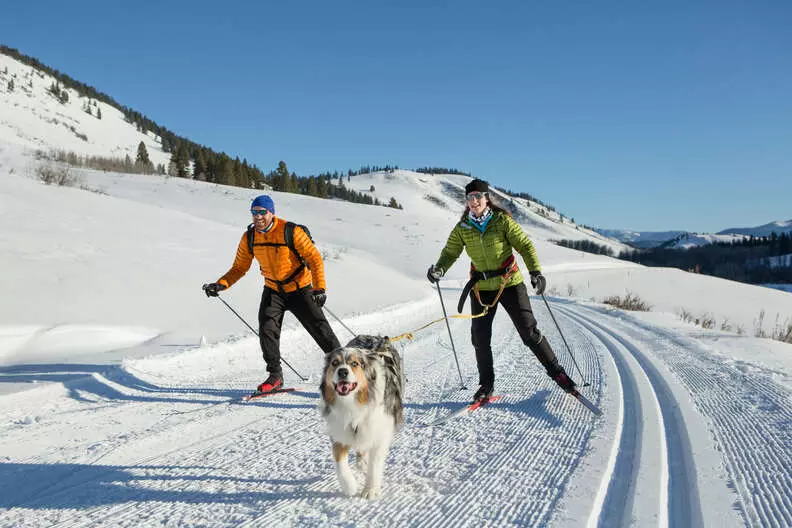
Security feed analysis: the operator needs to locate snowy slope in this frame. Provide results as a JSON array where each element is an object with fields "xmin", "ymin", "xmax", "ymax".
[
  {"xmin": 0, "ymin": 52, "xmax": 169, "ymax": 169},
  {"xmin": 661, "ymin": 231, "xmax": 747, "ymax": 249},
  {"xmin": 2, "ymin": 144, "xmax": 792, "ymax": 527}
]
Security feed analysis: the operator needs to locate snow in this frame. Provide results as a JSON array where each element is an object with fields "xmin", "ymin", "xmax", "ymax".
[{"xmin": 2, "ymin": 50, "xmax": 792, "ymax": 527}]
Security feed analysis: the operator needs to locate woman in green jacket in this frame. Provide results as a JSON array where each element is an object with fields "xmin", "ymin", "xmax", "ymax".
[{"xmin": 427, "ymin": 179, "xmax": 576, "ymax": 402}]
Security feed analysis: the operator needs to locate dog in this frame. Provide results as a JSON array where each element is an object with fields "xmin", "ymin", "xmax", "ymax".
[{"xmin": 319, "ymin": 335, "xmax": 405, "ymax": 499}]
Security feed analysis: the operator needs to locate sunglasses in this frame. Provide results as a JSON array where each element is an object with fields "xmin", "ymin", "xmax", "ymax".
[
  {"xmin": 250, "ymin": 209, "xmax": 270, "ymax": 216},
  {"xmin": 466, "ymin": 192, "xmax": 487, "ymax": 202}
]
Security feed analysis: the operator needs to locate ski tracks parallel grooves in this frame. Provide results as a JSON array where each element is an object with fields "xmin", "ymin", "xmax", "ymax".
[
  {"xmin": 594, "ymin": 309, "xmax": 792, "ymax": 528},
  {"xmin": 246, "ymin": 305, "xmax": 603, "ymax": 527},
  {"xmin": 558, "ymin": 306, "xmax": 705, "ymax": 528},
  {"xmin": 558, "ymin": 309, "xmax": 641, "ymax": 528},
  {"xmin": 29, "ymin": 402, "xmax": 319, "ymax": 528}
]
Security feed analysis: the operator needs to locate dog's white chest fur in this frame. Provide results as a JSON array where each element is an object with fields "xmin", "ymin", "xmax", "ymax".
[{"xmin": 324, "ymin": 390, "xmax": 395, "ymax": 451}]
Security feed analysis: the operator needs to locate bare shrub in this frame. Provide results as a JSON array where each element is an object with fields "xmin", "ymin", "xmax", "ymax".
[
  {"xmin": 602, "ymin": 292, "xmax": 651, "ymax": 311},
  {"xmin": 36, "ymin": 164, "xmax": 78, "ymax": 187},
  {"xmin": 770, "ymin": 316, "xmax": 792, "ymax": 344},
  {"xmin": 678, "ymin": 308, "xmax": 694, "ymax": 324},
  {"xmin": 697, "ymin": 314, "xmax": 716, "ymax": 329},
  {"xmin": 753, "ymin": 310, "xmax": 792, "ymax": 344},
  {"xmin": 754, "ymin": 310, "xmax": 766, "ymax": 338}
]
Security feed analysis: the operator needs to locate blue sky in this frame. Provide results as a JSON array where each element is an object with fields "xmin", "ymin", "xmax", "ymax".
[{"xmin": 2, "ymin": 1, "xmax": 790, "ymax": 232}]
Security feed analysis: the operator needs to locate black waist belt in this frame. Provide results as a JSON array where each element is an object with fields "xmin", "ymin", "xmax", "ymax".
[{"xmin": 457, "ymin": 255, "xmax": 517, "ymax": 313}]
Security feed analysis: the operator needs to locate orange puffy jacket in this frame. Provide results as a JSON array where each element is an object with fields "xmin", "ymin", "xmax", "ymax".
[{"xmin": 217, "ymin": 217, "xmax": 326, "ymax": 293}]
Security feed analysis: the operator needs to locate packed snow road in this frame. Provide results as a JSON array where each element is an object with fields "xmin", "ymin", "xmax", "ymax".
[{"xmin": 1, "ymin": 293, "xmax": 791, "ymax": 527}]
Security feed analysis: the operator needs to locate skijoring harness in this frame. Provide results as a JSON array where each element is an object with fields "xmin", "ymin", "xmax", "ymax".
[{"xmin": 457, "ymin": 254, "xmax": 519, "ymax": 313}]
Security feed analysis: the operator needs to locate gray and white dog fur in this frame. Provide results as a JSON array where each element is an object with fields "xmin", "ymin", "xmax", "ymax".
[{"xmin": 319, "ymin": 335, "xmax": 405, "ymax": 499}]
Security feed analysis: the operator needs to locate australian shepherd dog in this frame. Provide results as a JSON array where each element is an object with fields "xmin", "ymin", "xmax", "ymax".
[{"xmin": 319, "ymin": 335, "xmax": 405, "ymax": 499}]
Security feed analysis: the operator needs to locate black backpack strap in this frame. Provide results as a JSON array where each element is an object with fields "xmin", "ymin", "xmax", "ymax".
[
  {"xmin": 284, "ymin": 222, "xmax": 307, "ymax": 265},
  {"xmin": 246, "ymin": 223, "xmax": 255, "ymax": 254}
]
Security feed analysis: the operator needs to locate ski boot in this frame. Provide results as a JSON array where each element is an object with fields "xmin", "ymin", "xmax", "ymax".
[
  {"xmin": 549, "ymin": 368, "xmax": 576, "ymax": 394},
  {"xmin": 472, "ymin": 384, "xmax": 494, "ymax": 403},
  {"xmin": 256, "ymin": 374, "xmax": 283, "ymax": 394}
]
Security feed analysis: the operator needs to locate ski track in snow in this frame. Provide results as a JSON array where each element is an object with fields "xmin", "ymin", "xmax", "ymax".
[
  {"xmin": 572, "ymin": 305, "xmax": 792, "ymax": 528},
  {"xmin": 2, "ymin": 296, "xmax": 791, "ymax": 526}
]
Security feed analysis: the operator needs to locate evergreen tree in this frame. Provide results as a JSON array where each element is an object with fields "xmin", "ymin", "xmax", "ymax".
[
  {"xmin": 96, "ymin": 107, "xmax": 102, "ymax": 119},
  {"xmin": 136, "ymin": 141, "xmax": 152, "ymax": 171},
  {"xmin": 6, "ymin": 78, "xmax": 13, "ymax": 91},
  {"xmin": 193, "ymin": 150, "xmax": 208, "ymax": 181},
  {"xmin": 272, "ymin": 161, "xmax": 291, "ymax": 191},
  {"xmin": 169, "ymin": 143, "xmax": 190, "ymax": 178},
  {"xmin": 215, "ymin": 154, "xmax": 234, "ymax": 185}
]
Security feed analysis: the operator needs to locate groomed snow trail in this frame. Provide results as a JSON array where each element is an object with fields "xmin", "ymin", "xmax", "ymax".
[
  {"xmin": 1, "ymin": 294, "xmax": 791, "ymax": 527},
  {"xmin": 567, "ymin": 304, "xmax": 792, "ymax": 528}
]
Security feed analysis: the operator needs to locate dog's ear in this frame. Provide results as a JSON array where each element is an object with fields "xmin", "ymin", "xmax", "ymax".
[{"xmin": 363, "ymin": 350, "xmax": 379, "ymax": 382}]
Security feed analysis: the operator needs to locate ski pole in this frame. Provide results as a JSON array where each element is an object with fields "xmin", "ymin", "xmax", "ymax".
[
  {"xmin": 323, "ymin": 305, "xmax": 357, "ymax": 338},
  {"xmin": 540, "ymin": 293, "xmax": 588, "ymax": 386},
  {"xmin": 435, "ymin": 282, "xmax": 467, "ymax": 390},
  {"xmin": 214, "ymin": 295, "xmax": 307, "ymax": 382}
]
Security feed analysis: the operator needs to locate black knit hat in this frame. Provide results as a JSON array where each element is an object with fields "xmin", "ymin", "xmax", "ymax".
[{"xmin": 465, "ymin": 179, "xmax": 489, "ymax": 195}]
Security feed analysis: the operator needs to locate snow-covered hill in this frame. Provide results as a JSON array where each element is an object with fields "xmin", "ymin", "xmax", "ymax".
[
  {"xmin": 0, "ymin": 52, "xmax": 169, "ymax": 169},
  {"xmin": 719, "ymin": 219, "xmax": 792, "ymax": 238},
  {"xmin": 660, "ymin": 231, "xmax": 748, "ymax": 249}
]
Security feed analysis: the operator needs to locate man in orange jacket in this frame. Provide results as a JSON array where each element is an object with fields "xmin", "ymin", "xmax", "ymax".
[{"xmin": 203, "ymin": 195, "xmax": 341, "ymax": 393}]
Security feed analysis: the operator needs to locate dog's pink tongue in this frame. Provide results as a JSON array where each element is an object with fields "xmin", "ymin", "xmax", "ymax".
[{"xmin": 336, "ymin": 381, "xmax": 354, "ymax": 395}]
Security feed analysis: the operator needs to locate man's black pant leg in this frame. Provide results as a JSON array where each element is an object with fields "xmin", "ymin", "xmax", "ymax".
[
  {"xmin": 287, "ymin": 287, "xmax": 341, "ymax": 353},
  {"xmin": 259, "ymin": 287, "xmax": 286, "ymax": 376}
]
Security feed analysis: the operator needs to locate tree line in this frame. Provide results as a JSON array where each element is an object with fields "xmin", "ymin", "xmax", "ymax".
[
  {"xmin": 555, "ymin": 239, "xmax": 616, "ymax": 257},
  {"xmin": 618, "ymin": 232, "xmax": 792, "ymax": 284},
  {"xmin": 415, "ymin": 167, "xmax": 471, "ymax": 176}
]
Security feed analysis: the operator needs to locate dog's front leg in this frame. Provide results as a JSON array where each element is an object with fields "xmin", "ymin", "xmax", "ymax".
[
  {"xmin": 333, "ymin": 442, "xmax": 357, "ymax": 496},
  {"xmin": 356, "ymin": 450, "xmax": 368, "ymax": 471},
  {"xmin": 362, "ymin": 443, "xmax": 387, "ymax": 499}
]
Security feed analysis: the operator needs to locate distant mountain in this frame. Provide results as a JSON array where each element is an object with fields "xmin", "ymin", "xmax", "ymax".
[
  {"xmin": 596, "ymin": 229, "xmax": 686, "ymax": 249},
  {"xmin": 718, "ymin": 219, "xmax": 792, "ymax": 238},
  {"xmin": 599, "ymin": 219, "xmax": 792, "ymax": 250}
]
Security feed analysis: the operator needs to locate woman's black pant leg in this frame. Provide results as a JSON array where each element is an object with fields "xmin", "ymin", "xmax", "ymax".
[
  {"xmin": 499, "ymin": 283, "xmax": 558, "ymax": 371},
  {"xmin": 470, "ymin": 289, "xmax": 499, "ymax": 387}
]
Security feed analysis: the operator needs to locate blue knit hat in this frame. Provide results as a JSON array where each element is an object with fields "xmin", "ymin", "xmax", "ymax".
[{"xmin": 251, "ymin": 195, "xmax": 275, "ymax": 214}]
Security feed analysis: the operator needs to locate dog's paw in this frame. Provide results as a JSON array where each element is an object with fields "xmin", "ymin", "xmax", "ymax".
[
  {"xmin": 362, "ymin": 485, "xmax": 382, "ymax": 500},
  {"xmin": 337, "ymin": 472, "xmax": 357, "ymax": 496}
]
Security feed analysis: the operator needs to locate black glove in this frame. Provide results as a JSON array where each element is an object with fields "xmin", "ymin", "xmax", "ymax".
[
  {"xmin": 426, "ymin": 264, "xmax": 444, "ymax": 284},
  {"xmin": 311, "ymin": 288, "xmax": 327, "ymax": 307},
  {"xmin": 530, "ymin": 272, "xmax": 546, "ymax": 295},
  {"xmin": 202, "ymin": 283, "xmax": 226, "ymax": 297}
]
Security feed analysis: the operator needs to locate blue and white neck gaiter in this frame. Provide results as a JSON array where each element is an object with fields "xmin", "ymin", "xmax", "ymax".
[{"xmin": 468, "ymin": 207, "xmax": 492, "ymax": 232}]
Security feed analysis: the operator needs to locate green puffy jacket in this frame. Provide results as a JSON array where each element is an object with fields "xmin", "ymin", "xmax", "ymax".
[{"xmin": 435, "ymin": 210, "xmax": 541, "ymax": 291}]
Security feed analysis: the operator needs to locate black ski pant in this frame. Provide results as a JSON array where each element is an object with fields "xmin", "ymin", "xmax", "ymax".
[
  {"xmin": 258, "ymin": 286, "xmax": 341, "ymax": 377},
  {"xmin": 470, "ymin": 282, "xmax": 558, "ymax": 388}
]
